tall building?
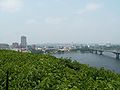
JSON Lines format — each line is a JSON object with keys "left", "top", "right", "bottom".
{"left": 20, "top": 36, "right": 27, "bottom": 48}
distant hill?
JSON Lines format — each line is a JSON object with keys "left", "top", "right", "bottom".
{"left": 0, "top": 50, "right": 120, "bottom": 89}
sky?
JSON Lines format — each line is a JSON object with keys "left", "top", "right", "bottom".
{"left": 0, "top": 0, "right": 120, "bottom": 45}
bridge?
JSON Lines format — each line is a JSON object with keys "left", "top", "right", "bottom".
{"left": 89, "top": 49, "right": 120, "bottom": 60}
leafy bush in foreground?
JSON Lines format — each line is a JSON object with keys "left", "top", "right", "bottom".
{"left": 0, "top": 50, "right": 120, "bottom": 90}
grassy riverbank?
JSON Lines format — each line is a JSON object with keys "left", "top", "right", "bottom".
{"left": 0, "top": 50, "right": 120, "bottom": 89}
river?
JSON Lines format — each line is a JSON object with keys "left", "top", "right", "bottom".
{"left": 54, "top": 51, "right": 120, "bottom": 73}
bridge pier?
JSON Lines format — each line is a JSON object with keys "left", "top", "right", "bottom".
{"left": 95, "top": 50, "right": 97, "bottom": 54}
{"left": 99, "top": 51, "right": 103, "bottom": 55}
{"left": 116, "top": 53, "right": 120, "bottom": 60}
{"left": 89, "top": 49, "right": 94, "bottom": 53}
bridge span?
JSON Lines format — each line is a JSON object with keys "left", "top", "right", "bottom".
{"left": 89, "top": 49, "right": 120, "bottom": 60}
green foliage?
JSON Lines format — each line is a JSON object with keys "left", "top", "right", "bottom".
{"left": 0, "top": 50, "right": 120, "bottom": 90}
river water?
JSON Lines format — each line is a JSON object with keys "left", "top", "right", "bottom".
{"left": 54, "top": 51, "right": 120, "bottom": 73}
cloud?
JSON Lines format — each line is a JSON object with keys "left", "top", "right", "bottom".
{"left": 86, "top": 3, "right": 101, "bottom": 11}
{"left": 45, "top": 17, "right": 66, "bottom": 25}
{"left": 26, "top": 19, "right": 38, "bottom": 24}
{"left": 0, "top": 0, "right": 23, "bottom": 13}
{"left": 77, "top": 3, "right": 102, "bottom": 15}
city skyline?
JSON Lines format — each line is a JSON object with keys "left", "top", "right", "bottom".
{"left": 0, "top": 0, "right": 120, "bottom": 44}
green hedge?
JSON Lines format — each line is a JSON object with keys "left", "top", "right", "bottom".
{"left": 0, "top": 50, "right": 120, "bottom": 90}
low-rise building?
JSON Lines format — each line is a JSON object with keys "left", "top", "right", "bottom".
{"left": 0, "top": 43, "right": 10, "bottom": 50}
{"left": 12, "top": 42, "right": 19, "bottom": 48}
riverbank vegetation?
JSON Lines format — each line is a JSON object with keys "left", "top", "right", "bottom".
{"left": 0, "top": 50, "right": 120, "bottom": 89}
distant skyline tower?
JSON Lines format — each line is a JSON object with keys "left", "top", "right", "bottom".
{"left": 21, "top": 36, "right": 27, "bottom": 48}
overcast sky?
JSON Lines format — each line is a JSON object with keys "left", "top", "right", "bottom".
{"left": 0, "top": 0, "right": 120, "bottom": 44}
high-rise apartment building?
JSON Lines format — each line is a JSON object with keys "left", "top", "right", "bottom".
{"left": 21, "top": 36, "right": 27, "bottom": 48}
